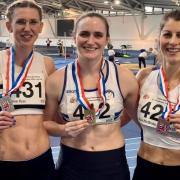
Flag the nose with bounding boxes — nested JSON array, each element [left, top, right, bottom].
[[23, 21, 31, 31], [87, 34, 95, 44], [169, 34, 179, 45]]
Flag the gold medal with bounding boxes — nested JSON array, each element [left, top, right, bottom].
[[0, 95, 14, 112]]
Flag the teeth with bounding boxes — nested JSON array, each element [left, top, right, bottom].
[[84, 47, 96, 51], [22, 35, 31, 38], [24, 36, 31, 38], [167, 48, 179, 52]]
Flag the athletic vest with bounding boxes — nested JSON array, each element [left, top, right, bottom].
[[59, 60, 124, 124], [0, 49, 47, 115], [138, 69, 180, 149]]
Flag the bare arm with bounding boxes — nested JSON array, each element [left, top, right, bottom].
[[120, 67, 154, 127], [118, 66, 139, 124], [44, 56, 56, 75], [43, 69, 64, 136], [43, 69, 89, 137]]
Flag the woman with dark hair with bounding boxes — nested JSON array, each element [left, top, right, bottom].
[[44, 12, 139, 180]]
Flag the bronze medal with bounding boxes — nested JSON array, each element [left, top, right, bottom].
[[84, 104, 96, 124]]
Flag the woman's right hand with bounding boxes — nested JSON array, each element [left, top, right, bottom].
[[62, 119, 90, 138], [0, 111, 16, 130]]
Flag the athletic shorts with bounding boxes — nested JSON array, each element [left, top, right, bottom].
[[0, 148, 55, 180], [56, 144, 130, 180], [133, 155, 180, 180]]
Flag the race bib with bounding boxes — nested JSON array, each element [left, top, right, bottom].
[[11, 73, 45, 105]]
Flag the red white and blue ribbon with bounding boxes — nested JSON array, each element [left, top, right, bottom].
[[159, 66, 180, 119], [3, 47, 33, 96], [72, 59, 106, 116]]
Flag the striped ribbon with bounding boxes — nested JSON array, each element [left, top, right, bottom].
[[2, 47, 33, 96], [72, 59, 106, 116], [159, 66, 180, 119]]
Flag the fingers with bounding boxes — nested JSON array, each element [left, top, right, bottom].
[[0, 111, 16, 130], [169, 114, 180, 133], [64, 120, 89, 137]]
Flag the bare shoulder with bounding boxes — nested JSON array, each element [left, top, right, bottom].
[[46, 67, 66, 97], [117, 65, 138, 97], [136, 66, 155, 87], [117, 65, 137, 83], [44, 55, 56, 75], [47, 67, 66, 87]]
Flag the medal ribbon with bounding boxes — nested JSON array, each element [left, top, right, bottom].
[[159, 66, 180, 119], [72, 59, 106, 116], [4, 47, 33, 96]]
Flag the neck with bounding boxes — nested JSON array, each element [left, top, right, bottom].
[[78, 56, 103, 74], [163, 64, 180, 82], [13, 46, 33, 66], [162, 64, 180, 90]]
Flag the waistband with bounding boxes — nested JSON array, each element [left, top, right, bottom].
[[0, 148, 53, 165], [59, 144, 127, 167]]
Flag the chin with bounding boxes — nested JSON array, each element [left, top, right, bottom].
[[87, 56, 101, 61], [167, 58, 180, 64], [21, 41, 34, 46]]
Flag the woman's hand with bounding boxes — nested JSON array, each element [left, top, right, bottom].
[[169, 113, 180, 133], [62, 120, 90, 138], [0, 111, 16, 130]]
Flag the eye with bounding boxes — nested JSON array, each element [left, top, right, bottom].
[[15, 19, 40, 26], [15, 19, 26, 25], [94, 32, 104, 38], [162, 32, 172, 38], [176, 33, 180, 38], [79, 31, 90, 37], [29, 19, 40, 25]]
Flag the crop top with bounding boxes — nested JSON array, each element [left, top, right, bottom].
[[138, 69, 180, 149], [59, 60, 124, 125], [0, 49, 48, 115]]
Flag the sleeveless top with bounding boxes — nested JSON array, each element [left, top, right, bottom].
[[59, 60, 124, 124], [0, 49, 47, 115], [138, 69, 180, 149]]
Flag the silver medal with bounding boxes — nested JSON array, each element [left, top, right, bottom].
[[0, 95, 14, 112]]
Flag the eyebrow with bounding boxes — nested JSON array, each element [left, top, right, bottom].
[[79, 30, 104, 34]]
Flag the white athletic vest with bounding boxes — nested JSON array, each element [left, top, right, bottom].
[[0, 49, 47, 115], [59, 60, 124, 124], [138, 69, 180, 149]]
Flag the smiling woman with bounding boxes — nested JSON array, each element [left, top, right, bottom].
[[74, 14, 108, 61], [6, 1, 43, 50], [44, 12, 139, 180], [130, 10, 180, 180], [0, 0, 56, 179]]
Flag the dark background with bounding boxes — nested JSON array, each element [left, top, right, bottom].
[[57, 19, 74, 37]]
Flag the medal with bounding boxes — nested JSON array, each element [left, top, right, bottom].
[[0, 47, 33, 112], [157, 67, 180, 135], [5, 47, 33, 95], [72, 59, 106, 122], [156, 117, 170, 135], [84, 104, 96, 124], [0, 95, 14, 112]]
